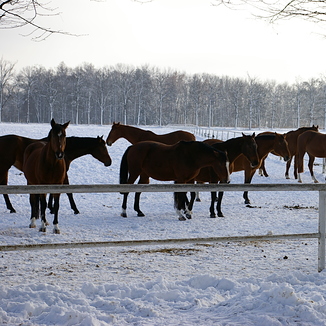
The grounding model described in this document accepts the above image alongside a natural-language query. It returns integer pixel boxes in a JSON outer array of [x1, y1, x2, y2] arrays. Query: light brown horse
[[296, 130, 326, 183], [23, 119, 70, 233], [106, 122, 195, 146], [259, 126, 318, 179], [119, 140, 229, 220]]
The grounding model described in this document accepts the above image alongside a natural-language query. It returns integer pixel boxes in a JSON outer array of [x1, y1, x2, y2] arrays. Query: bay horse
[[0, 134, 43, 213], [106, 122, 195, 146], [259, 126, 318, 179], [187, 133, 259, 218], [119, 140, 229, 220], [296, 130, 326, 183], [231, 132, 290, 206], [47, 136, 112, 214], [1, 135, 111, 214], [23, 119, 70, 233]]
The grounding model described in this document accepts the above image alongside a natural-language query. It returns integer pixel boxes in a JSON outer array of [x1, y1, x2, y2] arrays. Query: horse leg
[[187, 192, 197, 213], [259, 159, 269, 177], [1, 172, 16, 213], [285, 156, 293, 179], [29, 194, 39, 228], [174, 192, 191, 220], [67, 193, 80, 214], [308, 154, 318, 183], [64, 175, 79, 214], [47, 193, 54, 214], [3, 194, 16, 213], [243, 171, 255, 205], [39, 194, 48, 232], [216, 191, 224, 217], [52, 194, 61, 234], [134, 192, 145, 216], [209, 192, 217, 218], [121, 192, 129, 217]]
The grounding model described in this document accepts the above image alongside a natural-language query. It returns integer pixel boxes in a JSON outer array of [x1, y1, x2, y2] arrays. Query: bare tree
[[0, 57, 15, 122], [0, 0, 78, 39], [214, 0, 326, 24]]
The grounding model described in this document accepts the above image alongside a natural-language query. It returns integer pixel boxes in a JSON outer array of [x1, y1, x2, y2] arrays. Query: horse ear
[[252, 132, 255, 137], [63, 121, 70, 129], [51, 118, 56, 127]]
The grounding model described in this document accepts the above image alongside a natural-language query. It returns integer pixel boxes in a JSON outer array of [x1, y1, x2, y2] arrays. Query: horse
[[0, 135, 111, 214], [187, 133, 259, 218], [296, 130, 326, 183], [0, 134, 44, 213], [119, 140, 230, 220], [231, 132, 290, 206], [23, 119, 70, 234], [47, 136, 112, 214], [258, 126, 318, 179], [106, 122, 195, 146]]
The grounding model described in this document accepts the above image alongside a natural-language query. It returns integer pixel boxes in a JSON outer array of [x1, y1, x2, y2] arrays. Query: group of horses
[[0, 121, 324, 231]]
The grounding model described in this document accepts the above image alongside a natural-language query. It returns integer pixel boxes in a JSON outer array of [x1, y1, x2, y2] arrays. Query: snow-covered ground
[[1, 122, 326, 326]]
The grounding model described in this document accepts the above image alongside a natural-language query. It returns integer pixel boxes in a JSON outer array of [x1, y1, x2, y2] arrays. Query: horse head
[[50, 118, 70, 160]]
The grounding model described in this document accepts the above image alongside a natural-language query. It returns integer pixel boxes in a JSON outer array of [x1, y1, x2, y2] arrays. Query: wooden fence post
[[318, 191, 326, 272]]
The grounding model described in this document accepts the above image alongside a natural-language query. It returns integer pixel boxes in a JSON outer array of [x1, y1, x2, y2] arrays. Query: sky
[[1, 0, 326, 84]]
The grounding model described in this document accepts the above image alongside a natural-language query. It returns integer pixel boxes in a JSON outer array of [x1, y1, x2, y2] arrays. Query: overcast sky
[[1, 0, 326, 84]]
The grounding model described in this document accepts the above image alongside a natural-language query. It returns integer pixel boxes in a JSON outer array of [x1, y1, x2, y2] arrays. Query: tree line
[[1, 58, 325, 129]]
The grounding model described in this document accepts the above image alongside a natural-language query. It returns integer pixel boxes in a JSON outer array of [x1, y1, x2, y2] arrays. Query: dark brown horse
[[119, 140, 229, 220], [296, 130, 326, 183], [23, 119, 70, 233], [106, 122, 195, 146], [47, 136, 112, 214], [231, 133, 290, 206], [1, 135, 111, 214], [0, 134, 42, 213], [187, 133, 259, 218], [259, 126, 318, 179]]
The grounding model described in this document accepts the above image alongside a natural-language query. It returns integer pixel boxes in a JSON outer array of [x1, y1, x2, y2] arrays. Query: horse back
[[0, 134, 38, 171], [298, 131, 326, 157]]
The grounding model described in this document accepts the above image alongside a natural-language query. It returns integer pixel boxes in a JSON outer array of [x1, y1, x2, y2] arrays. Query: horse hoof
[[121, 213, 127, 218], [74, 210, 80, 215], [244, 200, 250, 205], [53, 228, 61, 234], [210, 214, 216, 218], [195, 198, 201, 202], [10, 209, 16, 213], [137, 212, 145, 217], [39, 227, 46, 232], [217, 213, 224, 218], [285, 176, 290, 179], [186, 214, 192, 219], [178, 216, 187, 221], [29, 224, 36, 228]]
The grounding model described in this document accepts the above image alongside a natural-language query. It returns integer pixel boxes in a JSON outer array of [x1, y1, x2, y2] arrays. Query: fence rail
[[1, 183, 325, 272]]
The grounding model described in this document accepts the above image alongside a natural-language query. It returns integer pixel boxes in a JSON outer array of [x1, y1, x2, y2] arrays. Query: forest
[[1, 58, 325, 129]]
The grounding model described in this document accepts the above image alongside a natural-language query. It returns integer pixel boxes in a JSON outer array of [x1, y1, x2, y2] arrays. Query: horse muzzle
[[104, 159, 112, 167], [106, 139, 112, 146], [250, 160, 259, 168], [55, 152, 65, 160]]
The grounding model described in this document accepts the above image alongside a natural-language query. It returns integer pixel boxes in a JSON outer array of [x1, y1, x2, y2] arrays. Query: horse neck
[[121, 125, 156, 143], [65, 137, 94, 162], [255, 135, 275, 158], [217, 138, 245, 163]]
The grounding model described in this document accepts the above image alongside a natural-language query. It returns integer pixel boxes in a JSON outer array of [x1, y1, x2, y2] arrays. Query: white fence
[[0, 183, 326, 272]]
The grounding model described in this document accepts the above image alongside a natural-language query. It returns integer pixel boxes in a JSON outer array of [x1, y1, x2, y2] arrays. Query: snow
[[1, 122, 326, 325]]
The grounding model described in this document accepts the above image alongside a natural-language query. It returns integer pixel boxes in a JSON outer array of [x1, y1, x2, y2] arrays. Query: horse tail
[[120, 146, 131, 184]]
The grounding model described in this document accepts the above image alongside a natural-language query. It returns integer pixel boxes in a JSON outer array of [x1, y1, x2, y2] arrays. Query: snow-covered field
[[1, 122, 326, 326]]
